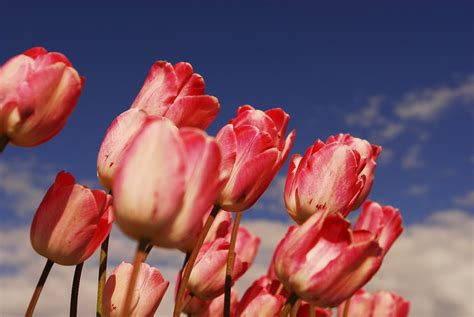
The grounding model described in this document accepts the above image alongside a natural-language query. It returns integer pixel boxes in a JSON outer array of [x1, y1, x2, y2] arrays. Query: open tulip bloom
[[2, 46, 411, 316]]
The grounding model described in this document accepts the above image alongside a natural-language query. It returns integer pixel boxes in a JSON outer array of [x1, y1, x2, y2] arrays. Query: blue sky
[[0, 1, 473, 316]]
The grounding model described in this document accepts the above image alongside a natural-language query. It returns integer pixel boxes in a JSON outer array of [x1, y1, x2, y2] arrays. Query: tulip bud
[[216, 105, 295, 211], [188, 227, 260, 300], [236, 276, 286, 317], [273, 211, 385, 308], [195, 289, 239, 317], [337, 289, 410, 317], [327, 134, 381, 209], [97, 108, 148, 190], [113, 117, 226, 251], [30, 171, 113, 265], [103, 262, 169, 317], [284, 135, 366, 224], [0, 47, 83, 146], [131, 61, 219, 129], [297, 302, 332, 317]]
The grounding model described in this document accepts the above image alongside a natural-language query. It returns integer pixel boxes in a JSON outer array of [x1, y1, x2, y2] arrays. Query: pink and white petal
[[165, 95, 219, 129], [216, 124, 237, 182]]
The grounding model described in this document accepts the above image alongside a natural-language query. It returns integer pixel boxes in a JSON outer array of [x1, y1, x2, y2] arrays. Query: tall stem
[[280, 293, 299, 317], [173, 204, 221, 317], [0, 134, 8, 153], [122, 239, 149, 317], [290, 299, 301, 317], [343, 297, 351, 317], [70, 262, 84, 317], [309, 304, 315, 317], [223, 212, 241, 317], [25, 259, 54, 317], [96, 234, 110, 317]]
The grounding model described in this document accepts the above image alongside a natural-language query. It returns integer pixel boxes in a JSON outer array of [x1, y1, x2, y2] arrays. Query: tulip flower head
[[337, 289, 410, 317], [30, 171, 113, 266], [274, 204, 403, 308], [297, 302, 332, 317], [113, 116, 226, 251], [131, 61, 220, 129], [103, 262, 169, 317], [327, 134, 381, 209], [236, 276, 286, 317], [216, 105, 295, 212], [195, 289, 239, 317], [284, 135, 367, 224], [0, 47, 83, 146]]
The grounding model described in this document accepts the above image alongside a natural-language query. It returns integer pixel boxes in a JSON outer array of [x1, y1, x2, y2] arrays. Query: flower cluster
[[1, 47, 410, 316]]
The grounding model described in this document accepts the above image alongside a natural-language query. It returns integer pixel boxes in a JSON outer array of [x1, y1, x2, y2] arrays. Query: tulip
[[181, 290, 208, 315], [0, 47, 83, 147], [97, 108, 148, 190], [131, 61, 219, 129], [236, 276, 286, 317], [103, 262, 169, 317], [195, 289, 239, 317], [284, 135, 366, 224], [337, 289, 410, 317], [113, 117, 226, 251], [274, 206, 403, 308], [187, 227, 260, 300], [327, 134, 381, 209], [216, 105, 295, 212], [355, 201, 403, 255], [297, 302, 332, 317], [30, 171, 113, 266]]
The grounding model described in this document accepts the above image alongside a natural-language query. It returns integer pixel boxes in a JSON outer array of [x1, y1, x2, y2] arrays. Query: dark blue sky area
[[1, 1, 473, 225]]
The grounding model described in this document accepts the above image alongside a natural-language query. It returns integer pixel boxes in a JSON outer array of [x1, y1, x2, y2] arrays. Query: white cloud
[[1, 211, 473, 317], [378, 148, 394, 165], [395, 75, 474, 121], [453, 190, 474, 208], [405, 185, 429, 196], [402, 144, 424, 169], [345, 96, 385, 127]]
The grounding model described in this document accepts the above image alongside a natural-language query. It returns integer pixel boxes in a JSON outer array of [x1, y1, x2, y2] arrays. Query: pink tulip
[[216, 105, 295, 211], [337, 289, 410, 317], [181, 290, 208, 315], [284, 135, 366, 224], [355, 201, 403, 255], [297, 302, 332, 317], [0, 47, 83, 146], [195, 289, 239, 317], [327, 134, 381, 209], [103, 262, 169, 317], [273, 206, 402, 308], [30, 171, 113, 265], [112, 117, 226, 251], [236, 276, 286, 317], [131, 61, 219, 129], [97, 108, 148, 190], [187, 227, 260, 300]]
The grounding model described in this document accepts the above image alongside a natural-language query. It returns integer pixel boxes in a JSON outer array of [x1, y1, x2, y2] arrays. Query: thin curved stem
[[70, 262, 84, 317], [290, 299, 301, 317], [224, 212, 241, 317], [280, 293, 299, 317], [96, 234, 110, 317], [25, 259, 54, 317], [173, 204, 221, 317], [309, 304, 315, 317], [343, 297, 351, 317], [122, 239, 149, 317]]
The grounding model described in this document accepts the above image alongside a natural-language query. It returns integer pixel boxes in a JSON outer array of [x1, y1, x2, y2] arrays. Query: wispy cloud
[[453, 190, 474, 208], [402, 144, 424, 169], [405, 185, 429, 196]]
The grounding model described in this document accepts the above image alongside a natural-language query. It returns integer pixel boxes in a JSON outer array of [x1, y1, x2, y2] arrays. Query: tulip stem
[[309, 304, 315, 317], [144, 243, 154, 260], [25, 259, 54, 317], [96, 234, 110, 317], [0, 134, 8, 153], [173, 204, 221, 317], [70, 262, 84, 317], [290, 299, 301, 317], [176, 252, 191, 298], [343, 297, 351, 317], [224, 212, 242, 317], [122, 239, 149, 317], [280, 293, 298, 317]]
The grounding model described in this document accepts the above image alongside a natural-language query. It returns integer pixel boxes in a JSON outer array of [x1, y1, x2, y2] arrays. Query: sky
[[0, 1, 473, 316]]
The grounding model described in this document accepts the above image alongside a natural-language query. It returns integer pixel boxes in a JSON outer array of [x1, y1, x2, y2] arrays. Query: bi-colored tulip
[[274, 204, 403, 308], [112, 117, 226, 251], [30, 171, 113, 265], [196, 289, 239, 317], [131, 61, 219, 129], [284, 135, 367, 224], [97, 108, 148, 190], [103, 262, 169, 317], [0, 47, 83, 146], [327, 134, 381, 209], [297, 302, 332, 317], [337, 289, 410, 317], [187, 227, 260, 300], [216, 105, 295, 211], [236, 276, 286, 317]]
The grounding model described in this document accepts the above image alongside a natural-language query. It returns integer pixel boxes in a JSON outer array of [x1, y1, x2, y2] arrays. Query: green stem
[[224, 212, 241, 317], [96, 234, 110, 317], [70, 262, 84, 317], [25, 259, 54, 317]]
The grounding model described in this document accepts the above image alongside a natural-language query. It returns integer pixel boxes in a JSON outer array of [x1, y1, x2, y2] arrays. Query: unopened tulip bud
[[236, 276, 286, 317], [337, 289, 410, 317]]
